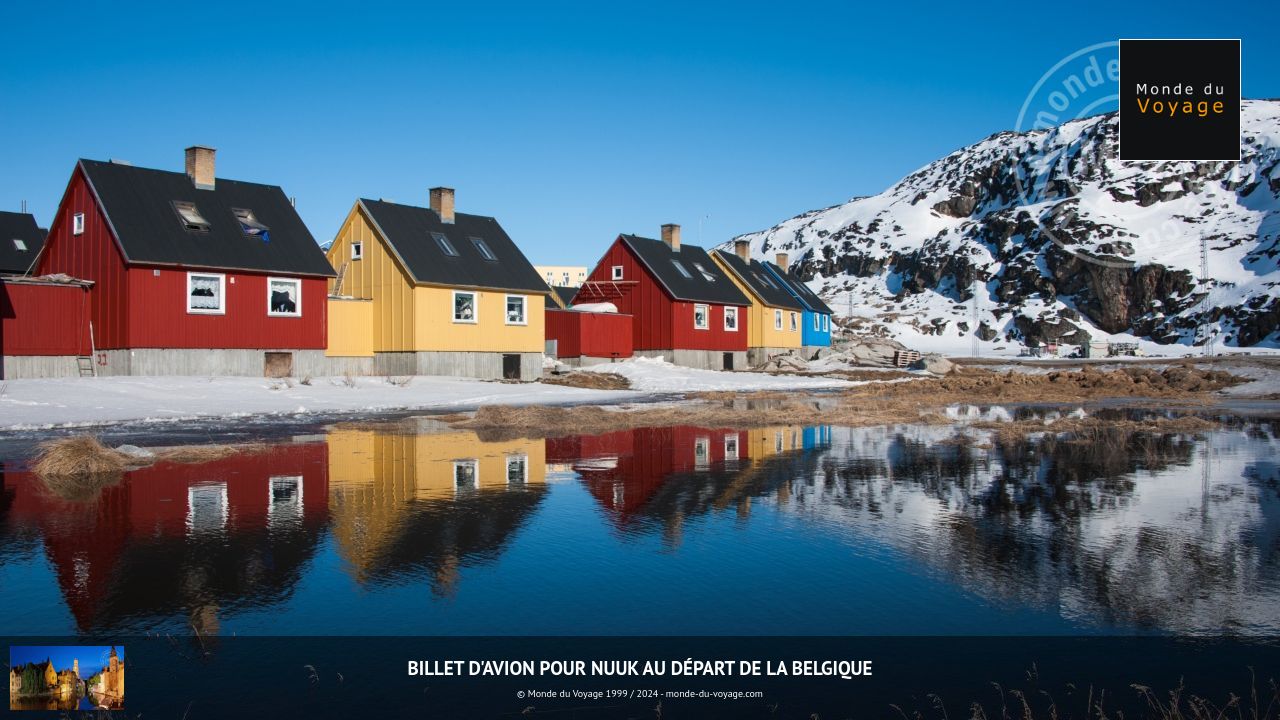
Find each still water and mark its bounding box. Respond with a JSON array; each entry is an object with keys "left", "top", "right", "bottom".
[{"left": 2, "top": 410, "right": 1277, "bottom": 637}]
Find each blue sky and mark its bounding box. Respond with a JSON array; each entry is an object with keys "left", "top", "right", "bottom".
[
  {"left": 10, "top": 645, "right": 121, "bottom": 676},
  {"left": 0, "top": 1, "right": 1275, "bottom": 265}
]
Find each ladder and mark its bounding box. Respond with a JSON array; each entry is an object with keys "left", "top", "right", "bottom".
[
  {"left": 332, "top": 260, "right": 349, "bottom": 296},
  {"left": 77, "top": 357, "right": 95, "bottom": 377}
]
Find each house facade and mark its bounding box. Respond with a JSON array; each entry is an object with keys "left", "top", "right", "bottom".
[
  {"left": 35, "top": 147, "right": 336, "bottom": 377},
  {"left": 324, "top": 188, "right": 548, "bottom": 380},
  {"left": 762, "top": 253, "right": 834, "bottom": 353},
  {"left": 576, "top": 225, "right": 749, "bottom": 370},
  {"left": 709, "top": 241, "right": 805, "bottom": 365}
]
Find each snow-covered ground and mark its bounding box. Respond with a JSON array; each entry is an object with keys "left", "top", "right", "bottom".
[
  {"left": 0, "top": 359, "right": 856, "bottom": 430},
  {"left": 580, "top": 356, "right": 852, "bottom": 393}
]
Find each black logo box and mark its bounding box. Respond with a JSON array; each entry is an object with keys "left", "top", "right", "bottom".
[{"left": 1119, "top": 39, "right": 1241, "bottom": 161}]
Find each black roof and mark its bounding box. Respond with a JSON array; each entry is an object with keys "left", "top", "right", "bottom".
[
  {"left": 618, "top": 234, "right": 748, "bottom": 306},
  {"left": 80, "top": 159, "right": 335, "bottom": 277},
  {"left": 360, "top": 199, "right": 548, "bottom": 293},
  {"left": 551, "top": 285, "right": 578, "bottom": 307},
  {"left": 710, "top": 250, "right": 805, "bottom": 311},
  {"left": 0, "top": 211, "right": 45, "bottom": 275},
  {"left": 762, "top": 261, "right": 834, "bottom": 314}
]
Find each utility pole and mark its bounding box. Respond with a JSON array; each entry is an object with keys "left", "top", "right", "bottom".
[
  {"left": 1200, "top": 235, "right": 1214, "bottom": 357},
  {"left": 971, "top": 281, "right": 980, "bottom": 358}
]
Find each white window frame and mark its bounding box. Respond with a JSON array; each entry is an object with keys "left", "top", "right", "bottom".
[
  {"left": 504, "top": 294, "right": 528, "bottom": 326},
  {"left": 724, "top": 434, "right": 739, "bottom": 460},
  {"left": 693, "top": 303, "right": 709, "bottom": 330},
  {"left": 351, "top": 241, "right": 363, "bottom": 261},
  {"left": 72, "top": 213, "right": 85, "bottom": 235},
  {"left": 790, "top": 312, "right": 798, "bottom": 331},
  {"left": 823, "top": 314, "right": 829, "bottom": 332},
  {"left": 774, "top": 309, "right": 783, "bottom": 330},
  {"left": 452, "top": 290, "right": 478, "bottom": 324},
  {"left": 186, "top": 482, "right": 229, "bottom": 535},
  {"left": 13, "top": 238, "right": 27, "bottom": 251},
  {"left": 267, "top": 475, "right": 304, "bottom": 526},
  {"left": 611, "top": 265, "right": 624, "bottom": 280},
  {"left": 453, "top": 459, "right": 480, "bottom": 493},
  {"left": 267, "top": 277, "right": 303, "bottom": 318},
  {"left": 694, "top": 436, "right": 710, "bottom": 469},
  {"left": 813, "top": 313, "right": 821, "bottom": 331},
  {"left": 724, "top": 306, "right": 739, "bottom": 332},
  {"left": 505, "top": 454, "right": 528, "bottom": 486},
  {"left": 186, "top": 272, "right": 226, "bottom": 315}
]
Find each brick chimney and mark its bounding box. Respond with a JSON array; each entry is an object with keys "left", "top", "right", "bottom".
[
  {"left": 184, "top": 146, "right": 216, "bottom": 190},
  {"left": 430, "top": 187, "right": 455, "bottom": 224},
  {"left": 734, "top": 239, "right": 750, "bottom": 260},
  {"left": 661, "top": 223, "right": 681, "bottom": 252},
  {"left": 776, "top": 252, "right": 789, "bottom": 271}
]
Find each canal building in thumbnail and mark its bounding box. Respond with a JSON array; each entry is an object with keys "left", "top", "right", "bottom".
[
  {"left": 709, "top": 240, "right": 805, "bottom": 366},
  {"left": 576, "top": 224, "right": 750, "bottom": 370},
  {"left": 33, "top": 146, "right": 337, "bottom": 377},
  {"left": 324, "top": 188, "right": 550, "bottom": 380}
]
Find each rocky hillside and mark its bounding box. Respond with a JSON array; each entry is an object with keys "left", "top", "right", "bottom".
[{"left": 730, "top": 100, "right": 1280, "bottom": 353}]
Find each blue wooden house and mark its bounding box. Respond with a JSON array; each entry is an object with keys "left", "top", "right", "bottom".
[{"left": 762, "top": 254, "right": 834, "bottom": 353}]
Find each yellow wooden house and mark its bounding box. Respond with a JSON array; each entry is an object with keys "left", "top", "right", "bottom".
[
  {"left": 709, "top": 241, "right": 805, "bottom": 365},
  {"left": 325, "top": 187, "right": 549, "bottom": 379}
]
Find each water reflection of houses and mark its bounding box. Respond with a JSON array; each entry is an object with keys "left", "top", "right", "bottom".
[
  {"left": 2, "top": 443, "right": 329, "bottom": 633},
  {"left": 326, "top": 424, "right": 548, "bottom": 595},
  {"left": 547, "top": 425, "right": 831, "bottom": 544}
]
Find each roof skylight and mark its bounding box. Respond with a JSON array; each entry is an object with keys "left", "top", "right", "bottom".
[{"left": 173, "top": 201, "right": 211, "bottom": 232}]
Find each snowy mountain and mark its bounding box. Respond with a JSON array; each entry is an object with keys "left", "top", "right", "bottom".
[{"left": 729, "top": 100, "right": 1280, "bottom": 354}]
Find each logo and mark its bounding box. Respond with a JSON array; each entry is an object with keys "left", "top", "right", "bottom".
[{"left": 1119, "top": 39, "right": 1241, "bottom": 161}]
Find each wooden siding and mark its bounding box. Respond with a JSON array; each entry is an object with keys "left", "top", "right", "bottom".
[
  {"left": 326, "top": 205, "right": 416, "bottom": 352},
  {"left": 413, "top": 286, "right": 545, "bottom": 353},
  {"left": 37, "top": 166, "right": 131, "bottom": 349},
  {"left": 0, "top": 281, "right": 92, "bottom": 356},
  {"left": 326, "top": 298, "right": 374, "bottom": 357},
  {"left": 124, "top": 268, "right": 326, "bottom": 349},
  {"left": 544, "top": 308, "right": 633, "bottom": 359}
]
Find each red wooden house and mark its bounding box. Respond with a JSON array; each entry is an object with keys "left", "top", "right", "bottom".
[
  {"left": 544, "top": 307, "right": 633, "bottom": 365},
  {"left": 575, "top": 224, "right": 749, "bottom": 370},
  {"left": 36, "top": 147, "right": 336, "bottom": 377}
]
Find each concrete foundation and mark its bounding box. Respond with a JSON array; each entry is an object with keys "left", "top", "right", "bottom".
[
  {"left": 801, "top": 345, "right": 830, "bottom": 360},
  {"left": 374, "top": 351, "right": 543, "bottom": 380},
  {"left": 87, "top": 349, "right": 350, "bottom": 377},
  {"left": 1, "top": 355, "right": 85, "bottom": 379},
  {"left": 635, "top": 349, "right": 747, "bottom": 371},
  {"left": 555, "top": 356, "right": 629, "bottom": 368},
  {"left": 747, "top": 346, "right": 795, "bottom": 367}
]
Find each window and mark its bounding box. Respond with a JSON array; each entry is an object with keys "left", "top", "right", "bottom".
[
  {"left": 453, "top": 290, "right": 477, "bottom": 323},
  {"left": 351, "top": 241, "right": 363, "bottom": 260},
  {"left": 611, "top": 265, "right": 624, "bottom": 280},
  {"left": 506, "top": 455, "right": 528, "bottom": 486},
  {"left": 545, "top": 272, "right": 554, "bottom": 282},
  {"left": 433, "top": 232, "right": 458, "bottom": 257},
  {"left": 471, "top": 236, "right": 496, "bottom": 261},
  {"left": 670, "top": 259, "right": 693, "bottom": 279},
  {"left": 774, "top": 431, "right": 784, "bottom": 453},
  {"left": 12, "top": 238, "right": 26, "bottom": 251},
  {"left": 232, "top": 208, "right": 270, "bottom": 239},
  {"left": 454, "top": 460, "right": 479, "bottom": 493},
  {"left": 694, "top": 437, "right": 710, "bottom": 469},
  {"left": 267, "top": 475, "right": 304, "bottom": 527},
  {"left": 724, "top": 306, "right": 738, "bottom": 332},
  {"left": 561, "top": 272, "right": 569, "bottom": 283},
  {"left": 186, "top": 483, "right": 228, "bottom": 535},
  {"left": 814, "top": 313, "right": 821, "bottom": 331},
  {"left": 755, "top": 271, "right": 778, "bottom": 290},
  {"left": 72, "top": 213, "right": 85, "bottom": 235},
  {"left": 774, "top": 309, "right": 783, "bottom": 330},
  {"left": 268, "top": 277, "right": 302, "bottom": 317},
  {"left": 505, "top": 294, "right": 527, "bottom": 325},
  {"left": 724, "top": 434, "right": 739, "bottom": 460},
  {"left": 692, "top": 262, "right": 716, "bottom": 282},
  {"left": 790, "top": 312, "right": 798, "bottom": 331},
  {"left": 823, "top": 315, "right": 830, "bottom": 331},
  {"left": 694, "top": 304, "right": 709, "bottom": 329},
  {"left": 187, "top": 272, "right": 226, "bottom": 314},
  {"left": 173, "top": 201, "right": 211, "bottom": 232}
]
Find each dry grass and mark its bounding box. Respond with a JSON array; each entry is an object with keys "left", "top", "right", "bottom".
[
  {"left": 540, "top": 372, "right": 632, "bottom": 390},
  {"left": 31, "top": 435, "right": 272, "bottom": 498}
]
